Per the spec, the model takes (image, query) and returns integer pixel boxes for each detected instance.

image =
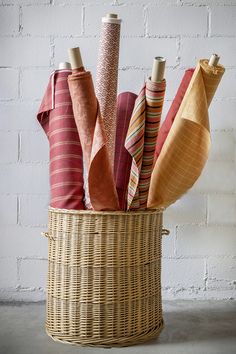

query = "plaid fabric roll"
[37,70,84,210]
[114,92,137,210]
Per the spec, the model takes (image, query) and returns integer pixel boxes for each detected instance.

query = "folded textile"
[68,69,120,211]
[37,69,84,210]
[125,78,166,210]
[114,92,137,210]
[148,59,225,209]
[154,68,194,163]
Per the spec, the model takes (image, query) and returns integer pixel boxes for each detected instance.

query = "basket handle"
[161,228,170,236]
[41,231,56,240]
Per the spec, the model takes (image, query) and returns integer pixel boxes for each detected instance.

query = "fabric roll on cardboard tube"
[68,47,120,211]
[37,65,84,210]
[96,13,121,168]
[114,92,137,210]
[125,57,166,210]
[148,57,225,209]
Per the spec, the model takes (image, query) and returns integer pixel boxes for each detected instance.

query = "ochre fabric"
[114,92,137,210]
[37,70,84,210]
[148,59,225,209]
[154,69,194,163]
[68,70,120,211]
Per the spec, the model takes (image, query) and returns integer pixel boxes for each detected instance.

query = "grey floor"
[0,301,235,354]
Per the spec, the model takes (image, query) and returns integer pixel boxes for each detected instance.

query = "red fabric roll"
[37,70,84,210]
[114,92,137,210]
[154,68,194,163]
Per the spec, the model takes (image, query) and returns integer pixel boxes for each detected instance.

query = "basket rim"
[48,206,164,216]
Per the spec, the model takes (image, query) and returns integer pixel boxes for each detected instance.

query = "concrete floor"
[0,301,235,354]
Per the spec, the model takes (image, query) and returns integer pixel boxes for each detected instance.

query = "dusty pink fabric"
[37,70,84,210]
[68,70,120,211]
[154,68,194,163]
[114,92,137,210]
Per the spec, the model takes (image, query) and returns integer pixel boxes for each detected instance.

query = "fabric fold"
[148,59,225,209]
[68,70,120,211]
[37,69,84,210]
[125,78,166,210]
[154,68,194,163]
[114,92,137,210]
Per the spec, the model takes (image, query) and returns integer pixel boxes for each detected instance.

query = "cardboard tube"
[68,47,83,70]
[151,57,166,82]
[58,62,71,70]
[208,53,220,67]
[102,13,121,24]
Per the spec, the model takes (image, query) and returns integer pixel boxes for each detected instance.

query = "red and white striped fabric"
[37,69,84,210]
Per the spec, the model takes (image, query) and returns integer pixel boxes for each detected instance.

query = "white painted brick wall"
[0,0,235,301]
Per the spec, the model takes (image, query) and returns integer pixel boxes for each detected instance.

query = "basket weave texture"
[45,207,164,347]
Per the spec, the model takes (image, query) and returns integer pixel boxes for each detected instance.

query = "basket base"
[45,319,164,348]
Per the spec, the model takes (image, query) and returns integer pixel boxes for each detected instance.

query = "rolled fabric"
[37,69,84,209]
[96,15,121,167]
[68,69,120,211]
[148,59,225,209]
[154,68,194,163]
[114,92,137,210]
[125,78,166,210]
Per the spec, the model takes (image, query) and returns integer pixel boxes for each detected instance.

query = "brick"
[0,103,40,131]
[208,194,236,225]
[21,69,51,100]
[118,69,145,94]
[0,132,19,163]
[0,258,17,288]
[192,161,236,193]
[148,5,207,36]
[20,131,49,163]
[0,37,50,67]
[0,164,49,194]
[209,132,235,161]
[120,37,177,68]
[180,38,236,68]
[209,99,236,130]
[214,70,236,99]
[162,258,205,288]
[212,6,236,35]
[207,257,236,288]
[0,69,18,100]
[162,227,175,257]
[84,4,145,36]
[0,195,17,225]
[22,5,82,36]
[0,5,19,35]
[164,194,207,227]
[19,259,47,288]
[54,37,98,69]
[19,195,49,227]
[0,225,48,258]
[177,225,236,256]
[181,0,236,4]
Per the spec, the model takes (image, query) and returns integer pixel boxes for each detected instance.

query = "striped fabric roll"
[125,78,166,210]
[114,92,137,210]
[37,70,84,210]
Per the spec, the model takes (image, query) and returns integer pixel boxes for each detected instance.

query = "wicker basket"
[44,207,167,347]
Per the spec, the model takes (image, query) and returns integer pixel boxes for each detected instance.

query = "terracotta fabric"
[96,20,121,167]
[114,92,137,210]
[68,70,120,211]
[37,69,84,209]
[154,68,194,163]
[148,59,225,209]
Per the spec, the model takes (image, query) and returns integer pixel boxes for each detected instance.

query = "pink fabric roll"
[154,68,194,163]
[37,70,84,210]
[114,92,137,210]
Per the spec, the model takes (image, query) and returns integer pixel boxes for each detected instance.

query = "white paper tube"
[151,57,166,82]
[58,62,71,70]
[68,47,83,70]
[208,53,220,67]
[102,13,121,24]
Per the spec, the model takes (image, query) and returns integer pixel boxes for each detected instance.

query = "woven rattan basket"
[44,207,167,347]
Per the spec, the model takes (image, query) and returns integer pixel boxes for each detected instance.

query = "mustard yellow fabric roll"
[147,59,225,209]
